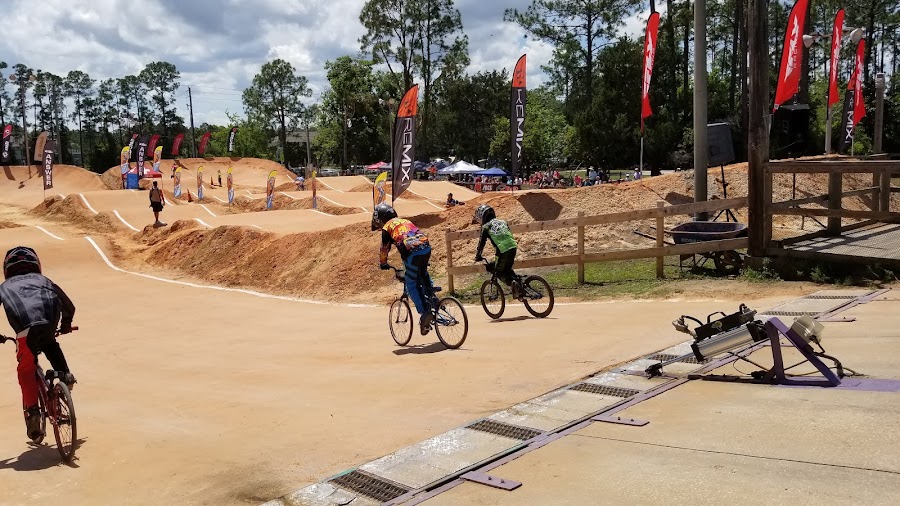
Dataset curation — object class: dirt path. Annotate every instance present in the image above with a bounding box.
[0,223,802,505]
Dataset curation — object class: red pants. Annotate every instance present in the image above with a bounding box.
[16,337,40,410]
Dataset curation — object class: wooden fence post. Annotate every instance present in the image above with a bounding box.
[880,170,891,212]
[577,211,585,284]
[827,172,842,236]
[656,201,665,278]
[445,230,454,294]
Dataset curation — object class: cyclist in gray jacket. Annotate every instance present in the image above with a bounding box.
[0,246,76,442]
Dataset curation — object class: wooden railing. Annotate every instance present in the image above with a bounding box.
[444,197,748,292]
[761,159,900,251]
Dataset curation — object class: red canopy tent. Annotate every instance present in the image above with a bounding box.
[366,161,390,171]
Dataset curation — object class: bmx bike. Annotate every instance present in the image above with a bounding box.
[479,260,554,319]
[387,266,468,349]
[0,327,78,462]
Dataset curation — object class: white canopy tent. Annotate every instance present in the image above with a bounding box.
[437,160,483,174]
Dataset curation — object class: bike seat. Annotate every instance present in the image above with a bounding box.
[432,286,442,293]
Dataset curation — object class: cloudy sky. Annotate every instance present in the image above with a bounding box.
[0,0,648,126]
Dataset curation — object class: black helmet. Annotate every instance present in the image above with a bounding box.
[472,204,495,225]
[371,203,398,231]
[4,246,41,279]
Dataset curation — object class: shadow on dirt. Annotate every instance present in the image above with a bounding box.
[0,438,86,471]
[392,342,464,355]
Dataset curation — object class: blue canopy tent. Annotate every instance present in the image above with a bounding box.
[476,167,508,177]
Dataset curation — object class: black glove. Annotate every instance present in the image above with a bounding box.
[380,264,390,270]
[59,323,73,334]
[474,255,483,262]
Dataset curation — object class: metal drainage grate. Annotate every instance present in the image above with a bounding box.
[803,295,856,300]
[569,383,641,398]
[645,353,705,364]
[328,469,410,503]
[467,419,543,441]
[765,311,818,316]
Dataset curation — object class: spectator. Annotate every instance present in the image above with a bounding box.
[574,174,582,187]
[295,174,306,191]
[217,169,222,187]
[446,193,464,207]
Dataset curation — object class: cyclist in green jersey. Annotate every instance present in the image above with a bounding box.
[472,204,519,293]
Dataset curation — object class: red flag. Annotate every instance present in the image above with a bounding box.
[147,134,160,155]
[828,9,845,108]
[1,125,12,163]
[641,12,661,131]
[510,55,526,179]
[773,0,809,109]
[851,40,865,127]
[392,85,418,202]
[199,131,211,156]
[172,133,184,156]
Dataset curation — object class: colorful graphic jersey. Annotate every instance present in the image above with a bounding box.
[478,218,517,255]
[381,218,429,263]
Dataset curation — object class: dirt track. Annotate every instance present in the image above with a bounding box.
[0,160,818,504]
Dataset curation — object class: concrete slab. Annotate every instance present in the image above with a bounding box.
[359,428,520,488]
[427,431,900,506]
[620,358,701,376]
[582,371,670,391]
[264,483,379,506]
[527,389,624,417]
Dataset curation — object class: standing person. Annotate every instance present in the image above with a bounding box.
[472,204,519,296]
[217,169,223,187]
[149,181,166,226]
[372,204,435,335]
[0,246,77,442]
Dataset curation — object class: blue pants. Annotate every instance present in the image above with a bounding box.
[404,246,432,315]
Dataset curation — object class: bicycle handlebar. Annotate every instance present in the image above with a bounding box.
[0,326,78,343]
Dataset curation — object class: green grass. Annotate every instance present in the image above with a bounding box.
[450,258,721,303]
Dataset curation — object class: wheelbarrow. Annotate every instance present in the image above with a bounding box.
[667,221,748,275]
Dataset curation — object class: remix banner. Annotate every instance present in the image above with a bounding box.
[227,166,234,204]
[373,171,388,208]
[266,170,276,210]
[152,146,163,173]
[42,140,55,190]
[773,0,809,110]
[392,84,419,202]
[1,125,11,163]
[174,167,182,198]
[172,133,184,156]
[199,131,211,156]
[197,166,204,200]
[510,55,526,179]
[827,9,845,108]
[641,13,660,131]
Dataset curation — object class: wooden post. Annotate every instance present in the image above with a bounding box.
[872,172,881,211]
[747,0,769,258]
[827,172,842,236]
[445,230,454,294]
[656,202,665,278]
[880,170,891,212]
[577,211,585,284]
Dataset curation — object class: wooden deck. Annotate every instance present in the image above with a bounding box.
[770,223,900,266]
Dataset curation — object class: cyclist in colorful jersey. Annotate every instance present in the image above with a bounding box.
[372,203,435,335]
[472,204,519,294]
[0,246,77,442]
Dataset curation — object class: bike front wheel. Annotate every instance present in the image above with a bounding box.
[52,382,77,462]
[522,275,554,318]
[433,297,468,349]
[389,298,413,346]
[479,279,505,319]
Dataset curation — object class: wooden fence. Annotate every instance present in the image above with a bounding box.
[444,197,749,292]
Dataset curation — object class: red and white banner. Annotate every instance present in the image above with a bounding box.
[1,125,11,163]
[851,40,865,127]
[641,12,660,131]
[828,9,845,107]
[147,134,160,156]
[198,131,211,156]
[773,0,809,109]
[171,133,184,157]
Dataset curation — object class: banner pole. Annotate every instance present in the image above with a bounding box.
[639,135,644,176]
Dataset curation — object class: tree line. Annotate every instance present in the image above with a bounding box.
[2,0,898,174]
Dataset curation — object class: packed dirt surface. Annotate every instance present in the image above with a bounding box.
[0,156,870,504]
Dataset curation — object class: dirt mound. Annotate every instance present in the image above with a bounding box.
[0,221,23,229]
[348,183,374,193]
[28,195,122,233]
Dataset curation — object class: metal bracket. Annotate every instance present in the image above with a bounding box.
[820,316,856,322]
[592,414,649,426]
[460,471,522,491]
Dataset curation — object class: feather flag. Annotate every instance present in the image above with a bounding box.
[392,84,419,202]
[510,55,526,179]
[773,0,809,110]
[641,12,661,131]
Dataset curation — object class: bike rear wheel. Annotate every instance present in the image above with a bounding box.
[34,386,48,445]
[52,383,77,462]
[388,298,413,346]
[479,279,505,319]
[522,275,554,318]
[433,297,468,349]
